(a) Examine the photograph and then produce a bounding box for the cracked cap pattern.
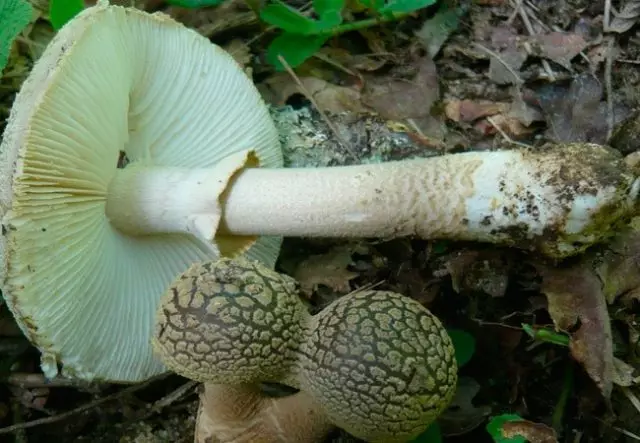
[298,290,458,443]
[152,257,457,442]
[151,257,307,383]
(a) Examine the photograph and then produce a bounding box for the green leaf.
[260,0,317,34]
[447,328,476,368]
[313,0,345,20]
[522,323,570,347]
[165,0,227,7]
[267,33,329,71]
[312,9,343,30]
[409,422,442,443]
[0,0,32,74]
[486,414,527,443]
[379,0,436,14]
[49,0,84,30]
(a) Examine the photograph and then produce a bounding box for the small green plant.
[447,328,476,367]
[49,0,84,30]
[168,0,439,69]
[0,0,33,74]
[522,323,570,347]
[260,0,438,69]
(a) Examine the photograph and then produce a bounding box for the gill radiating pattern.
[1,5,283,381]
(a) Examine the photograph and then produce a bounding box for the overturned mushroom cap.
[152,257,458,442]
[0,2,282,382]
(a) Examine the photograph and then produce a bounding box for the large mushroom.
[2,0,639,384]
[0,1,283,382]
[152,257,458,442]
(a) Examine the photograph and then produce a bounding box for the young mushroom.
[152,257,458,442]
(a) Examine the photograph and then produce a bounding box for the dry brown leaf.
[612,357,637,387]
[361,55,440,123]
[488,26,527,85]
[508,89,544,127]
[259,74,369,114]
[167,0,257,38]
[439,250,510,298]
[596,229,640,304]
[531,32,587,69]
[534,73,630,144]
[438,377,491,436]
[319,48,387,72]
[223,39,252,72]
[538,264,613,398]
[444,99,508,123]
[502,420,558,443]
[482,113,535,138]
[293,246,359,296]
[532,228,640,396]
[608,1,640,34]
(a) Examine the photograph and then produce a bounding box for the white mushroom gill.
[0,3,282,382]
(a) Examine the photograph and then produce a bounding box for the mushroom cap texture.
[0,2,282,382]
[300,290,458,442]
[152,257,457,442]
[152,257,307,383]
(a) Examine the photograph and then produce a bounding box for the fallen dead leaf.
[501,419,558,443]
[533,73,631,144]
[444,99,508,123]
[258,74,369,114]
[479,113,535,138]
[530,32,588,70]
[438,376,492,436]
[607,1,640,34]
[538,263,613,398]
[223,39,252,72]
[594,228,640,305]
[612,357,637,387]
[361,55,441,135]
[293,246,359,296]
[438,250,510,298]
[487,26,527,85]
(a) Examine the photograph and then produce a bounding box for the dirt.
[3,0,640,442]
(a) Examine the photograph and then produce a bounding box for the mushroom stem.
[196,383,333,443]
[105,150,257,242]
[219,143,639,257]
[107,143,639,258]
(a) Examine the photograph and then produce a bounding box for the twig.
[472,43,524,85]
[3,373,100,390]
[277,55,358,159]
[604,0,612,32]
[512,0,556,81]
[0,373,170,435]
[604,36,615,140]
[487,116,531,148]
[146,380,198,416]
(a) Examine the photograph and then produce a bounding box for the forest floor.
[3,0,640,442]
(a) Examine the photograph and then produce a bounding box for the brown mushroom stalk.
[110,143,640,260]
[196,384,333,443]
[152,257,458,443]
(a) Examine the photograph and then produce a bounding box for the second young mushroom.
[152,257,458,442]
